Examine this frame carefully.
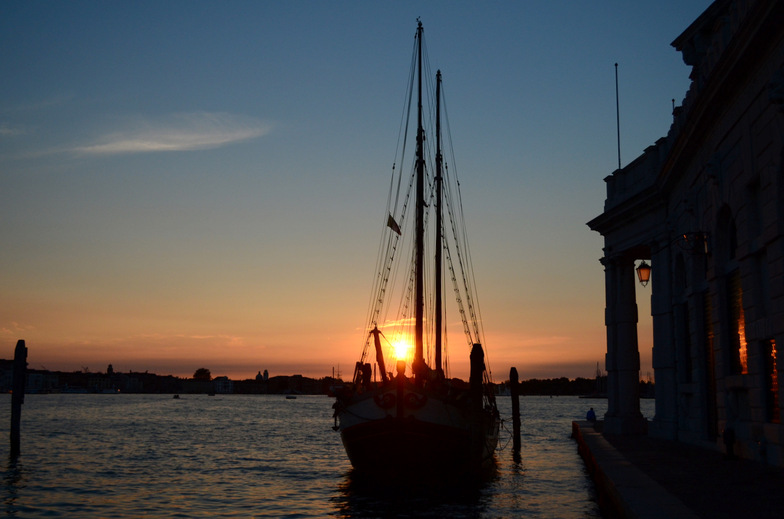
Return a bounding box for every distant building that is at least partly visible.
[0,359,14,392]
[588,0,783,466]
[213,376,234,394]
[27,370,59,393]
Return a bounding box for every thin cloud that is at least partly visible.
[0,322,36,343]
[378,317,418,329]
[74,112,271,155]
[0,123,25,137]
[136,332,246,345]
[516,336,571,347]
[6,93,75,113]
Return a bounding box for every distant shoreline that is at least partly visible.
[1,362,652,397]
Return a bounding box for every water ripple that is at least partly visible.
[0,394,652,517]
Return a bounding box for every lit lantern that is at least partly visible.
[636,260,651,287]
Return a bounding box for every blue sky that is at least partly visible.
[1,1,710,380]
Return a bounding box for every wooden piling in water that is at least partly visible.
[11,339,27,458]
[510,367,521,455]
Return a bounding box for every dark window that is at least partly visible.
[676,302,693,383]
[682,303,693,382]
[703,292,718,438]
[765,340,780,423]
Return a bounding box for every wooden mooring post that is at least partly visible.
[11,340,27,458]
[510,367,521,457]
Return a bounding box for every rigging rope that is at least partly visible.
[441,84,491,378]
[356,24,491,382]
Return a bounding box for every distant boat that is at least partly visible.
[285,395,297,400]
[173,394,180,399]
[580,362,607,399]
[332,20,500,480]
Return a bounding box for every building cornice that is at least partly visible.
[662,0,784,188]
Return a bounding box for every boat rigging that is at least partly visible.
[333,20,499,480]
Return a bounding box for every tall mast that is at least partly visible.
[414,20,425,379]
[434,69,443,376]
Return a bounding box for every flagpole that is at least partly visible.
[615,62,621,170]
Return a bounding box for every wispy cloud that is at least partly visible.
[516,335,571,347]
[378,317,418,330]
[0,321,36,337]
[136,332,247,346]
[0,123,25,137]
[7,93,75,113]
[74,112,271,155]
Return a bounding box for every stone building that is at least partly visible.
[588,0,783,466]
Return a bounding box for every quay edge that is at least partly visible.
[572,421,699,519]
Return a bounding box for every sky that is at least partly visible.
[1,1,711,382]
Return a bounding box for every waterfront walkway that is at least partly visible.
[572,421,784,519]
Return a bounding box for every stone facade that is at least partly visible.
[588,0,784,466]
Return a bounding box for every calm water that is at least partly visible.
[0,394,653,517]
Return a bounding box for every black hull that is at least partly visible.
[342,419,497,479]
[336,389,500,480]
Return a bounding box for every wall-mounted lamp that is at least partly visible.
[634,231,710,287]
[636,260,651,287]
[677,232,710,255]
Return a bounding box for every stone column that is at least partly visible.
[649,243,678,439]
[602,257,620,418]
[604,256,647,435]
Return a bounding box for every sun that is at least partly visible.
[391,339,413,361]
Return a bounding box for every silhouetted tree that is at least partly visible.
[193,368,212,381]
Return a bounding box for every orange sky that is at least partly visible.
[1,2,699,383]
[4,272,654,382]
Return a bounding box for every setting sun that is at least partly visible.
[390,338,413,361]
